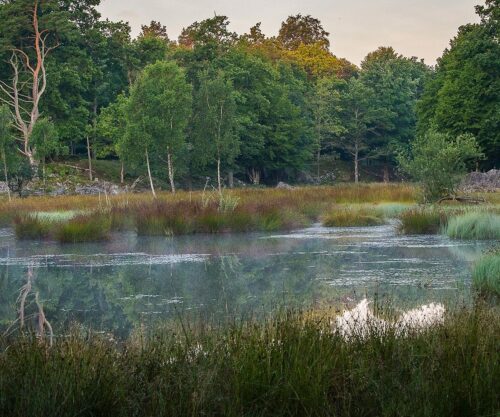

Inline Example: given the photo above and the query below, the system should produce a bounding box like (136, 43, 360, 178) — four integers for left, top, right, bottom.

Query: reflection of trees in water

(0, 236, 483, 339)
(2, 266, 53, 345)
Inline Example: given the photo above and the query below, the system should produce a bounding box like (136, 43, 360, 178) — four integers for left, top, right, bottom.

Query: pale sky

(97, 0, 480, 65)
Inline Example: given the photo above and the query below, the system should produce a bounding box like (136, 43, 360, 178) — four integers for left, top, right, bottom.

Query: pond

(0, 223, 492, 338)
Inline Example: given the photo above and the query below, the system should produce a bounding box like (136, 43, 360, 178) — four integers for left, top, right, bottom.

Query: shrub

(397, 130, 482, 202)
(445, 212, 500, 240)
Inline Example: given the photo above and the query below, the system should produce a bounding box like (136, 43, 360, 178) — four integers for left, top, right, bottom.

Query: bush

(397, 130, 482, 202)
(445, 212, 500, 240)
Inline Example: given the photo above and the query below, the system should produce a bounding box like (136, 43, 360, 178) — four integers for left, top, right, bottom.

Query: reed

(322, 206, 385, 227)
(55, 214, 111, 243)
(0, 304, 498, 417)
(13, 214, 51, 240)
(445, 212, 500, 240)
(472, 252, 500, 296)
(398, 207, 448, 234)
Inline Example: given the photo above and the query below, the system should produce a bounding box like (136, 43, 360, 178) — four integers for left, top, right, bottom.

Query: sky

(97, 0, 480, 65)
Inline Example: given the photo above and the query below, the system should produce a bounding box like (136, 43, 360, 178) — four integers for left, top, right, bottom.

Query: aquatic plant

(398, 207, 447, 234)
(445, 212, 500, 240)
(56, 214, 111, 243)
(322, 207, 385, 227)
(13, 214, 51, 240)
(472, 252, 500, 296)
(0, 304, 498, 417)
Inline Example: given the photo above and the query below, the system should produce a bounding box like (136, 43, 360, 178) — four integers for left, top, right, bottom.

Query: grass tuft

(0, 305, 498, 417)
(445, 212, 500, 240)
(13, 214, 51, 240)
(398, 207, 447, 234)
(472, 251, 500, 296)
(56, 214, 111, 243)
(323, 206, 385, 227)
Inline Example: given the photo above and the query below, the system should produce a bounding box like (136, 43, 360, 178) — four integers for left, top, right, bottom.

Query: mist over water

(0, 223, 490, 338)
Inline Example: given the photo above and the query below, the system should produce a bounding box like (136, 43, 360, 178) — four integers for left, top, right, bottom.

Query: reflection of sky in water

(0, 224, 495, 338)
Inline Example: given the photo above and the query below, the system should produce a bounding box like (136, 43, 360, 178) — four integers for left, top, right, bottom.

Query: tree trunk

(354, 143, 359, 184)
(228, 170, 234, 189)
(167, 150, 175, 194)
(317, 149, 321, 182)
(217, 157, 222, 196)
(145, 148, 156, 198)
(249, 168, 260, 185)
(86, 136, 93, 181)
(120, 161, 124, 184)
(383, 164, 390, 183)
(0, 1, 56, 173)
(2, 150, 11, 202)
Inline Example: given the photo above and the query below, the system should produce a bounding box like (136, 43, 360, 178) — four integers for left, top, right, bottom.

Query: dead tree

(0, 0, 58, 172)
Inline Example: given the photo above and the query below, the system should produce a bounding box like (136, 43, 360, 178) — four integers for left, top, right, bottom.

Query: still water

(0, 223, 492, 338)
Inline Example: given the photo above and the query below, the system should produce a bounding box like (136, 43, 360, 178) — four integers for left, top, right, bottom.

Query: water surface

(0, 223, 491, 338)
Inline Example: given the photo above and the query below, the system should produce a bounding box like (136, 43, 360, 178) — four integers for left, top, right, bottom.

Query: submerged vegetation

(0, 304, 498, 417)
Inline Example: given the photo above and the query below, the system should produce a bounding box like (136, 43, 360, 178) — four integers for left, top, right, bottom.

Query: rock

(276, 181, 294, 190)
(296, 171, 318, 185)
(460, 169, 500, 193)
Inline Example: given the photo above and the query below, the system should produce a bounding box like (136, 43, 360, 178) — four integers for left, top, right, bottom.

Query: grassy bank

(6, 184, 418, 239)
(0, 304, 498, 417)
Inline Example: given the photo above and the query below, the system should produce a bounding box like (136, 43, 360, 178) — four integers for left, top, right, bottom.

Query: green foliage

(0, 306, 499, 417)
(192, 70, 239, 189)
(125, 60, 192, 188)
(445, 212, 500, 240)
(96, 94, 128, 159)
(398, 130, 483, 202)
(417, 1, 500, 168)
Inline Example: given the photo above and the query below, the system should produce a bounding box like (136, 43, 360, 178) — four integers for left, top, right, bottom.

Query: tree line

(0, 0, 498, 193)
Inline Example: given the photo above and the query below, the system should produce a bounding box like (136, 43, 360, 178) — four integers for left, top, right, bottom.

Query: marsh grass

(322, 206, 385, 227)
(472, 251, 500, 296)
(445, 212, 500, 240)
(398, 207, 448, 234)
(56, 214, 111, 243)
(0, 305, 498, 417)
(13, 214, 52, 240)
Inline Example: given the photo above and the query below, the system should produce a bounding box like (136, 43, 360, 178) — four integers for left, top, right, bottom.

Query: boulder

(276, 181, 294, 190)
(460, 169, 500, 193)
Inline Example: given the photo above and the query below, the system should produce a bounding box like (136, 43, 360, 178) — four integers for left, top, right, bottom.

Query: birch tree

(126, 61, 192, 194)
(193, 70, 239, 195)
